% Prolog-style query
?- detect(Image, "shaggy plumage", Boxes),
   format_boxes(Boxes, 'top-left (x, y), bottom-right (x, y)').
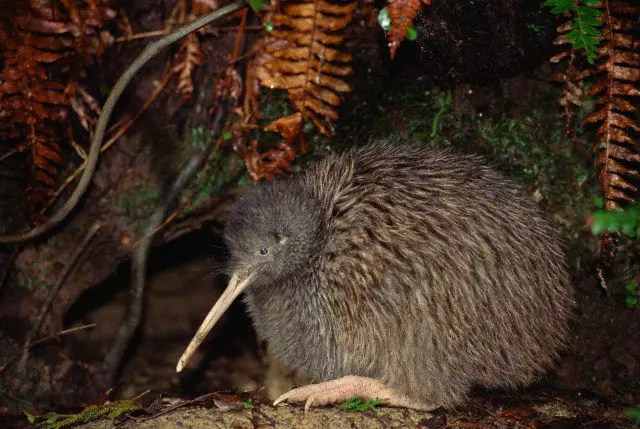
top-left (179, 142), bottom-right (574, 410)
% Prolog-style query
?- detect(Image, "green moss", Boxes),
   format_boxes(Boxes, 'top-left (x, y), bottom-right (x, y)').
top-left (118, 186), bottom-right (159, 219)
top-left (240, 398), bottom-right (254, 409)
top-left (27, 391), bottom-right (148, 429)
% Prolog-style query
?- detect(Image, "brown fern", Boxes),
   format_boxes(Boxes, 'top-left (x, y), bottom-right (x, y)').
top-left (171, 0), bottom-right (220, 101)
top-left (238, 0), bottom-right (356, 181)
top-left (173, 33), bottom-right (203, 100)
top-left (549, 21), bottom-right (583, 141)
top-left (581, 0), bottom-right (640, 211)
top-left (386, 0), bottom-right (430, 60)
top-left (254, 0), bottom-right (356, 136)
top-left (0, 0), bottom-right (114, 219)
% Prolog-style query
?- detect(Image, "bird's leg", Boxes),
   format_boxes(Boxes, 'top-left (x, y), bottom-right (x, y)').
top-left (273, 375), bottom-right (433, 411)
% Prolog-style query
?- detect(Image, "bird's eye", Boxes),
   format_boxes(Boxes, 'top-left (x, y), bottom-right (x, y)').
top-left (259, 247), bottom-right (269, 256)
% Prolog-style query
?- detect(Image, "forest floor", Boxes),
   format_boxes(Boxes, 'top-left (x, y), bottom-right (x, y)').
top-left (3, 388), bottom-right (635, 428)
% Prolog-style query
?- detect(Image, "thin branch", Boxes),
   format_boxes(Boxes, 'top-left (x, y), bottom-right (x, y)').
top-left (30, 323), bottom-right (98, 347)
top-left (0, 245), bottom-right (21, 297)
top-left (114, 25), bottom-right (264, 42)
top-left (115, 29), bottom-right (171, 43)
top-left (38, 69), bottom-right (175, 218)
top-left (102, 103), bottom-right (228, 383)
top-left (0, 146), bottom-right (22, 163)
top-left (131, 211), bottom-right (178, 250)
top-left (128, 392), bottom-right (216, 421)
top-left (17, 222), bottom-right (102, 374)
top-left (0, 323), bottom-right (96, 374)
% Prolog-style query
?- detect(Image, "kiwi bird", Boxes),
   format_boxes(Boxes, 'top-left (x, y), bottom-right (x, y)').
top-left (176, 142), bottom-right (573, 411)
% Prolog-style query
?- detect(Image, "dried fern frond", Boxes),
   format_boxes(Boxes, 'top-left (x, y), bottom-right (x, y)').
top-left (173, 33), bottom-right (203, 100)
top-left (385, 0), bottom-right (429, 60)
top-left (67, 82), bottom-right (103, 133)
top-left (581, 0), bottom-right (640, 210)
top-left (170, 0), bottom-right (223, 101)
top-left (0, 0), bottom-right (114, 219)
top-left (546, 0), bottom-right (602, 134)
top-left (550, 21), bottom-right (584, 138)
top-left (254, 0), bottom-right (357, 137)
top-left (236, 0), bottom-right (356, 181)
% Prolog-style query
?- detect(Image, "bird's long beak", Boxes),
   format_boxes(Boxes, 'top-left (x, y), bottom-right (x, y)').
top-left (176, 271), bottom-right (255, 372)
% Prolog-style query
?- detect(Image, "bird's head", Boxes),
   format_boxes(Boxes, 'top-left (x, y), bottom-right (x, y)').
top-left (176, 179), bottom-right (322, 372)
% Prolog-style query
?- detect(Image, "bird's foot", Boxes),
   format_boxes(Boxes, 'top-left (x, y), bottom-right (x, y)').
top-left (273, 375), bottom-right (429, 411)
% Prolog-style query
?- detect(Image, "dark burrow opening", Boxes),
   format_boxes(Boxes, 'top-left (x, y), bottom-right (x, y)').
top-left (63, 229), bottom-right (266, 400)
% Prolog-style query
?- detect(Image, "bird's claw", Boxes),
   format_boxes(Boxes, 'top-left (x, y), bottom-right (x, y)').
top-left (273, 388), bottom-right (335, 412)
top-left (271, 375), bottom-right (385, 412)
top-left (271, 375), bottom-right (432, 411)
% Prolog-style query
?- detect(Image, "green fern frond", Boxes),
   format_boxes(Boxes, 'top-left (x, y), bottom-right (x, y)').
top-left (47, 400), bottom-right (141, 429)
top-left (30, 391), bottom-right (149, 429)
top-left (544, 0), bottom-right (603, 63)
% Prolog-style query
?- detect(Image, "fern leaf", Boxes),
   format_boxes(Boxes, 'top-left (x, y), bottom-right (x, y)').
top-left (173, 33), bottom-right (203, 101)
top-left (254, 0), bottom-right (357, 137)
top-left (239, 0), bottom-right (356, 181)
top-left (580, 0), bottom-right (640, 210)
top-left (385, 0), bottom-right (430, 60)
top-left (549, 20), bottom-right (584, 138)
top-left (0, 0), bottom-right (114, 219)
top-left (545, 0), bottom-right (602, 63)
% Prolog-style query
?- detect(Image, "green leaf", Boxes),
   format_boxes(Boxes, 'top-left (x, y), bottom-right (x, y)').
top-left (263, 21), bottom-right (274, 32)
top-left (625, 296), bottom-right (638, 309)
top-left (551, 3), bottom-right (572, 13)
top-left (624, 407), bottom-right (640, 422)
top-left (625, 283), bottom-right (638, 293)
top-left (594, 196), bottom-right (604, 209)
top-left (248, 0), bottom-right (263, 12)
top-left (23, 410), bottom-right (36, 424)
top-left (377, 7), bottom-right (392, 31)
top-left (44, 413), bottom-right (63, 424)
top-left (340, 396), bottom-right (385, 412)
top-left (545, 0), bottom-right (602, 63)
top-left (406, 26), bottom-right (418, 41)
top-left (578, 5), bottom-right (602, 15)
top-left (222, 129), bottom-right (232, 141)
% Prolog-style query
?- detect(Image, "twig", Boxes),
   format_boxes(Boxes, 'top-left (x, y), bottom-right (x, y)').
top-left (39, 68), bottom-right (175, 218)
top-left (115, 30), bottom-right (171, 43)
top-left (128, 392), bottom-right (216, 421)
top-left (0, 245), bottom-right (21, 297)
top-left (0, 323), bottom-right (96, 373)
top-left (100, 68), bottom-right (175, 154)
top-left (203, 25), bottom-right (264, 32)
top-left (0, 146), bottom-right (21, 163)
top-left (30, 323), bottom-right (98, 347)
top-left (131, 211), bottom-right (178, 250)
top-left (17, 222), bottom-right (102, 374)
top-left (115, 25), bottom-right (264, 42)
top-left (102, 104), bottom-right (228, 383)
top-left (230, 9), bottom-right (248, 67)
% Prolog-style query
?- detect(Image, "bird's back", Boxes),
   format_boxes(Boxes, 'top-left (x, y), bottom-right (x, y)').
top-left (295, 142), bottom-right (573, 407)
